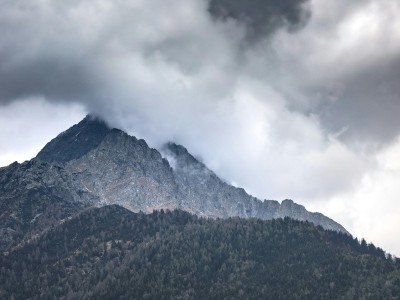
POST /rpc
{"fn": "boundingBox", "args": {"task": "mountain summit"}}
[34,115,347,233]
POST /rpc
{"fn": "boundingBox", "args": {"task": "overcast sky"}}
[1,0,400,256]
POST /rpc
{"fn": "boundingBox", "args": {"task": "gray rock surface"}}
[0,160,96,251]
[162,143,348,232]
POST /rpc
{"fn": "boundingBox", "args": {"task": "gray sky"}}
[1,0,400,255]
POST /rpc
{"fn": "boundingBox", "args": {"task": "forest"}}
[1,205,399,299]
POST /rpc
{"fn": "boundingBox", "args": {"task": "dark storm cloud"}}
[208,0,311,38]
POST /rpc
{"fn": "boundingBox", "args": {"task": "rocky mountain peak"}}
[31,116,349,233]
[36,115,112,164]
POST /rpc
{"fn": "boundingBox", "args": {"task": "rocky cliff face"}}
[34,115,348,233]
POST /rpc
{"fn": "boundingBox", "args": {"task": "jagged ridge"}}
[34,115,348,233]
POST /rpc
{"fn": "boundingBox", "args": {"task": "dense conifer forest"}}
[1,205,399,299]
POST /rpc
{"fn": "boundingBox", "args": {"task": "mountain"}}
[34,115,347,233]
[1,115,400,298]
[1,207,399,299]
[0,115,347,252]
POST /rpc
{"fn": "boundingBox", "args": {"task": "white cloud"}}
[0,98,85,166]
[310,136,400,256]
[272,0,400,87]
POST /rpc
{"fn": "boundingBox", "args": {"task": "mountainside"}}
[1,206,399,299]
[34,115,347,233]
[0,160,96,251]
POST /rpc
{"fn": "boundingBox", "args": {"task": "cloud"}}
[309,136,400,256]
[0,98,85,167]
[268,0,400,143]
[208,0,311,39]
[0,0,400,255]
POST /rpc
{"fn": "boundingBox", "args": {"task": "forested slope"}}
[1,206,399,299]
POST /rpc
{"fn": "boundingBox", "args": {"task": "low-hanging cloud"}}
[1,0,400,255]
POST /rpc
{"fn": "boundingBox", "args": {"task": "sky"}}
[1,0,400,256]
